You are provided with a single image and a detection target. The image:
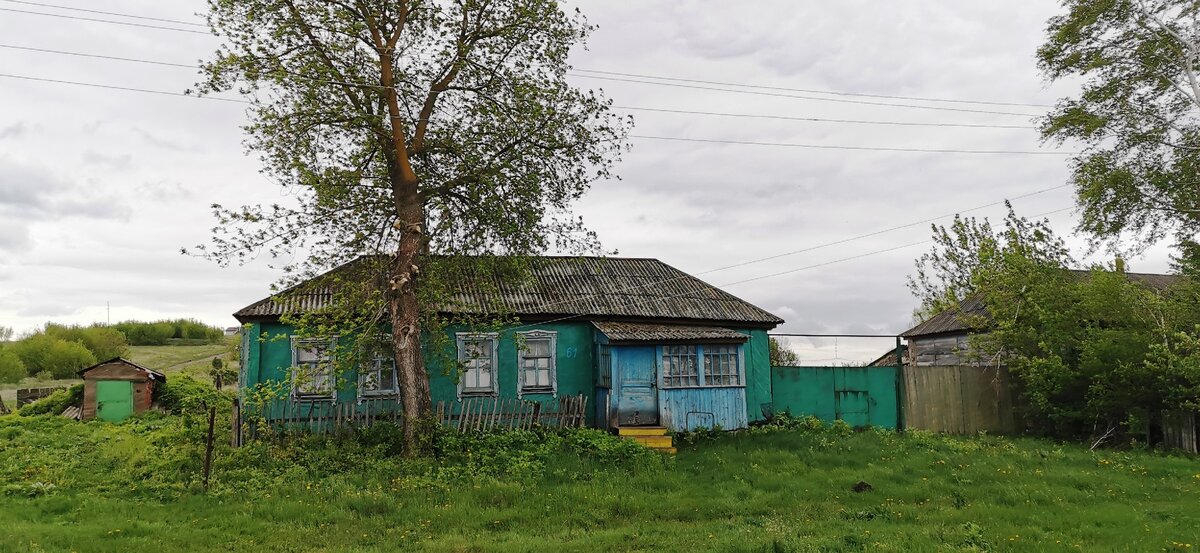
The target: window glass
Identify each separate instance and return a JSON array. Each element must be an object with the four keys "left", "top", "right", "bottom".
[
  {"left": 703, "top": 344, "right": 740, "bottom": 386},
  {"left": 662, "top": 345, "right": 699, "bottom": 387},
  {"left": 518, "top": 332, "right": 556, "bottom": 395},
  {"left": 292, "top": 339, "right": 334, "bottom": 399},
  {"left": 359, "top": 344, "right": 398, "bottom": 397},
  {"left": 459, "top": 334, "right": 497, "bottom": 396}
]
